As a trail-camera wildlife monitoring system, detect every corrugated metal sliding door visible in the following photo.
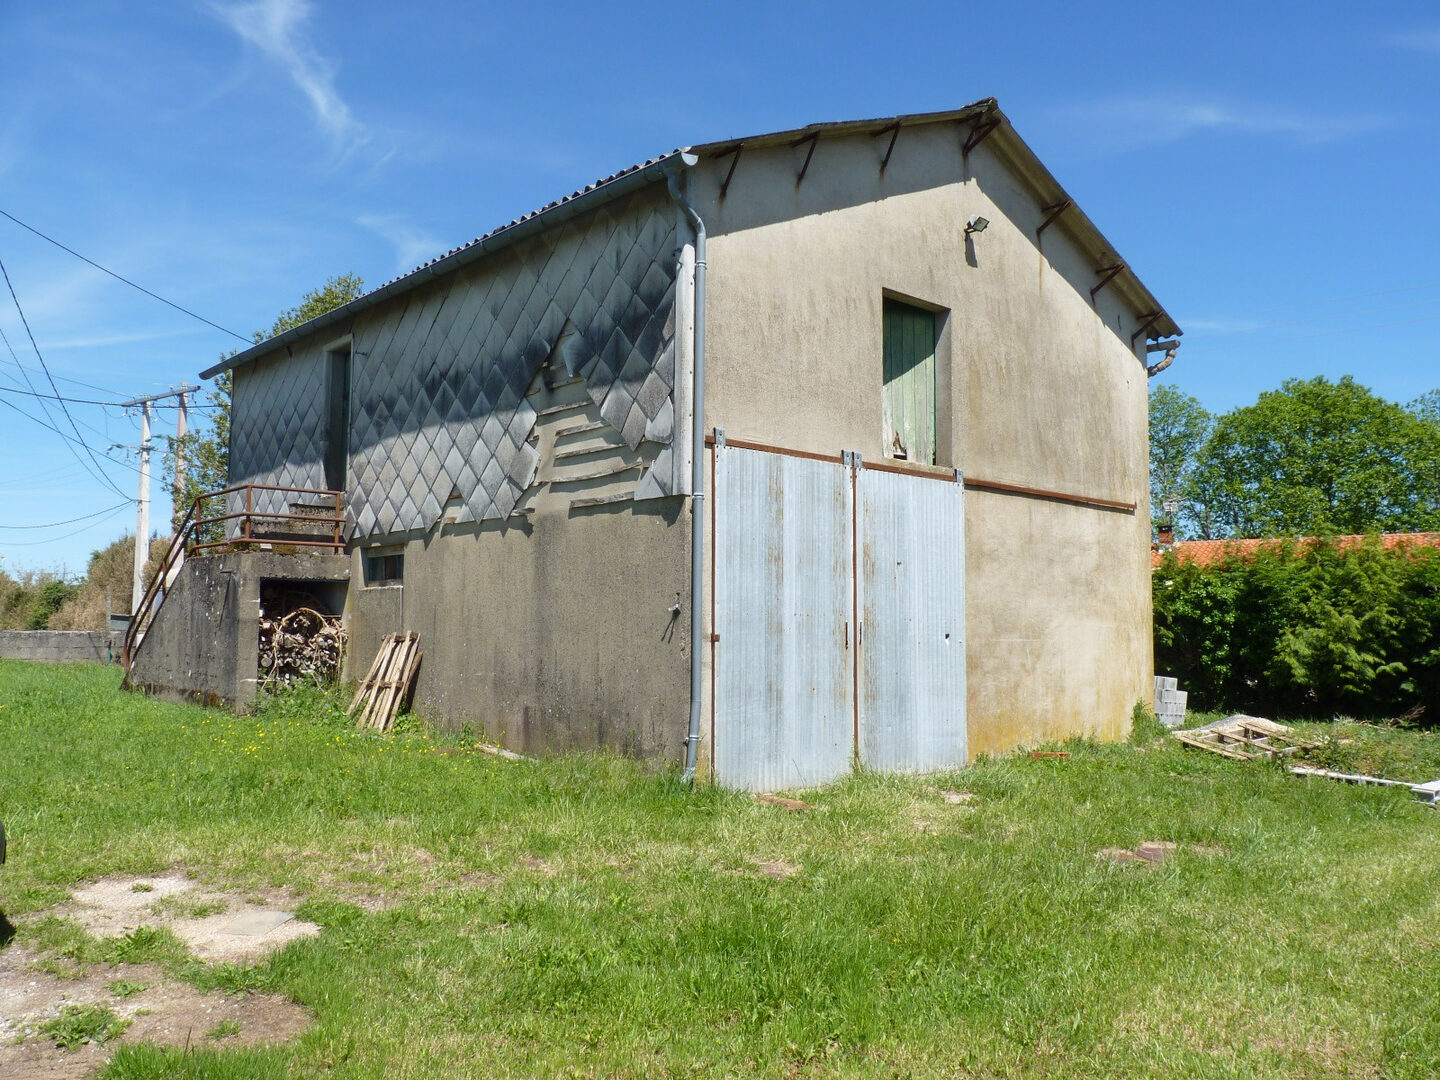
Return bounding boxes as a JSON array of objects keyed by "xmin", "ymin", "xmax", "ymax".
[
  {"xmin": 713, "ymin": 438, "xmax": 854, "ymax": 791},
  {"xmin": 856, "ymin": 463, "xmax": 967, "ymax": 771}
]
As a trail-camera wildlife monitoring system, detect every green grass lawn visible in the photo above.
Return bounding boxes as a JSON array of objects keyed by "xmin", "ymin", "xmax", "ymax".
[{"xmin": 2, "ymin": 660, "xmax": 1439, "ymax": 1079}]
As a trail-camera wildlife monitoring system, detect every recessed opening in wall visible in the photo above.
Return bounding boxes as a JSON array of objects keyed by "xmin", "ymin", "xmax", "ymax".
[
  {"xmin": 258, "ymin": 578, "xmax": 348, "ymax": 690},
  {"xmin": 324, "ymin": 339, "xmax": 352, "ymax": 493},
  {"xmin": 882, "ymin": 296, "xmax": 945, "ymax": 465},
  {"xmin": 363, "ymin": 546, "xmax": 404, "ymax": 588},
  {"xmin": 260, "ymin": 579, "xmax": 347, "ymax": 619}
]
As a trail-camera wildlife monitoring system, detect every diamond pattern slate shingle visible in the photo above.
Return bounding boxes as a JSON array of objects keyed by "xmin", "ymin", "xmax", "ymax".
[
  {"xmin": 228, "ymin": 349, "xmax": 331, "ymax": 525},
  {"xmin": 229, "ymin": 189, "xmax": 679, "ymax": 538}
]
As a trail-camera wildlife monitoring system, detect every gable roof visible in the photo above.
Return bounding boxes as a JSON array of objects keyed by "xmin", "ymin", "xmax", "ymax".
[
  {"xmin": 203, "ymin": 99, "xmax": 1179, "ymax": 380},
  {"xmin": 1152, "ymin": 532, "xmax": 1440, "ymax": 569}
]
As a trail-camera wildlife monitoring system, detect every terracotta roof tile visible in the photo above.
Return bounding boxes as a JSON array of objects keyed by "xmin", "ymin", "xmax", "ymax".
[{"xmin": 1152, "ymin": 532, "xmax": 1440, "ymax": 569}]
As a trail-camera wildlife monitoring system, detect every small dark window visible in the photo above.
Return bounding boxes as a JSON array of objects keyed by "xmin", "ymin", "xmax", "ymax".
[{"xmin": 364, "ymin": 550, "xmax": 404, "ymax": 587}]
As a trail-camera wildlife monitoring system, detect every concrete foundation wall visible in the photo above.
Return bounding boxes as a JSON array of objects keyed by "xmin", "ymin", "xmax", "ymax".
[
  {"xmin": 0, "ymin": 631, "xmax": 120, "ymax": 665},
  {"xmin": 347, "ymin": 496, "xmax": 691, "ymax": 760},
  {"xmin": 126, "ymin": 551, "xmax": 351, "ymax": 708},
  {"xmin": 692, "ymin": 124, "xmax": 1155, "ymax": 758}
]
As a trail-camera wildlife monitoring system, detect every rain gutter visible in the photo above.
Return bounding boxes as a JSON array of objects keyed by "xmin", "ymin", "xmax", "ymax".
[{"xmin": 663, "ymin": 155, "xmax": 706, "ymax": 783}]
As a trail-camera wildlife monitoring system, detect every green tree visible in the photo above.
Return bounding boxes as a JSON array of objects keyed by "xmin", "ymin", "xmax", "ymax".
[
  {"xmin": 259, "ymin": 273, "xmax": 365, "ymax": 341},
  {"xmin": 0, "ymin": 567, "xmax": 79, "ymax": 630},
  {"xmin": 1149, "ymin": 383, "xmax": 1212, "ymax": 540},
  {"xmin": 166, "ymin": 274, "xmax": 364, "ymax": 528},
  {"xmin": 1191, "ymin": 375, "xmax": 1440, "ymax": 538},
  {"xmin": 1408, "ymin": 389, "xmax": 1440, "ymax": 427},
  {"xmin": 47, "ymin": 535, "xmax": 170, "ymax": 629}
]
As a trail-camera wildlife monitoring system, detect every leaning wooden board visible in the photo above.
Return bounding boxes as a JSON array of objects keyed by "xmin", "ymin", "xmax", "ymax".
[{"xmin": 348, "ymin": 632, "xmax": 422, "ymax": 731}]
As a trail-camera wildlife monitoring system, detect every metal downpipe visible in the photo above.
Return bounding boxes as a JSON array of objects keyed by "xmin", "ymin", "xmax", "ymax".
[{"xmin": 666, "ymin": 163, "xmax": 706, "ymax": 784}]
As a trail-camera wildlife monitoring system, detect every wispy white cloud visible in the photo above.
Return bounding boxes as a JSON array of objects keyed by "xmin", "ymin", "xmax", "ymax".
[
  {"xmin": 1178, "ymin": 317, "xmax": 1264, "ymax": 335},
  {"xmin": 357, "ymin": 214, "xmax": 444, "ymax": 275},
  {"xmin": 207, "ymin": 0, "xmax": 368, "ymax": 155},
  {"xmin": 1055, "ymin": 95, "xmax": 1396, "ymax": 149},
  {"xmin": 1387, "ymin": 26, "xmax": 1440, "ymax": 53},
  {"xmin": 43, "ymin": 327, "xmax": 197, "ymax": 351}
]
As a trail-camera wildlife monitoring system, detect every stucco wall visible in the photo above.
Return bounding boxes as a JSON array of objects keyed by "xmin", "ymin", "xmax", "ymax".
[{"xmin": 691, "ymin": 124, "xmax": 1155, "ymax": 757}]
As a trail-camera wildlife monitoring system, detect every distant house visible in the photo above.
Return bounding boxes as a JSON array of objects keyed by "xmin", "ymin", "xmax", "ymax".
[
  {"xmin": 1152, "ymin": 533, "xmax": 1440, "ymax": 569},
  {"xmin": 128, "ymin": 100, "xmax": 1180, "ymax": 790}
]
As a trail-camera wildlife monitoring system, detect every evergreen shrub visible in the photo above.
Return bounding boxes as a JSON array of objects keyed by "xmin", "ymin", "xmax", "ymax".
[{"xmin": 1153, "ymin": 538, "xmax": 1440, "ymax": 721}]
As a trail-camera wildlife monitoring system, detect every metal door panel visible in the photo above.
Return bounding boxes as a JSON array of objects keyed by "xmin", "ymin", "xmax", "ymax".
[
  {"xmin": 858, "ymin": 465, "xmax": 966, "ymax": 771},
  {"xmin": 714, "ymin": 444, "xmax": 853, "ymax": 791}
]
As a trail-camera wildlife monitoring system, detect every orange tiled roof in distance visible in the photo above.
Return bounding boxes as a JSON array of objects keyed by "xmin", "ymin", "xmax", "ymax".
[{"xmin": 1151, "ymin": 532, "xmax": 1440, "ymax": 569}]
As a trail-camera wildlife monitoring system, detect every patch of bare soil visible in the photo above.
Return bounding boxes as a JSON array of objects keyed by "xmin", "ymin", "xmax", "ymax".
[
  {"xmin": 753, "ymin": 859, "xmax": 802, "ymax": 880},
  {"xmin": 457, "ymin": 872, "xmax": 504, "ymax": 890},
  {"xmin": 518, "ymin": 854, "xmax": 557, "ymax": 877},
  {"xmin": 1097, "ymin": 840, "xmax": 1218, "ymax": 866},
  {"xmin": 754, "ymin": 794, "xmax": 811, "ymax": 812},
  {"xmin": 0, "ymin": 945, "xmax": 310, "ymax": 1080},
  {"xmin": 58, "ymin": 872, "xmax": 319, "ymax": 963}
]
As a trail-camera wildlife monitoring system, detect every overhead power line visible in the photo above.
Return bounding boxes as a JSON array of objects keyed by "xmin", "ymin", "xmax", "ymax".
[
  {"xmin": 0, "ymin": 255, "xmax": 129, "ymax": 500},
  {"xmin": 0, "ymin": 499, "xmax": 134, "ymax": 529},
  {"xmin": 0, "ymin": 385, "xmax": 218, "ymax": 408},
  {"xmin": 0, "ymin": 207, "xmax": 250, "ymax": 343},
  {"xmin": 0, "ymin": 384, "xmax": 125, "ymax": 406},
  {"xmin": 0, "ymin": 393, "xmax": 149, "ymax": 480},
  {"xmin": 0, "ymin": 502, "xmax": 132, "ymax": 546},
  {"xmin": 0, "ymin": 350, "xmax": 124, "ymax": 397}
]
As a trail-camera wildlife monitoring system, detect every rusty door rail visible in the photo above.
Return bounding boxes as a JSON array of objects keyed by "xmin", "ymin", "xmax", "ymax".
[{"xmin": 703, "ymin": 433, "xmax": 1135, "ymax": 512}]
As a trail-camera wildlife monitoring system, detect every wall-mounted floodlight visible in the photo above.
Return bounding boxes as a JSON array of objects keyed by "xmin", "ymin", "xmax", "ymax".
[{"xmin": 965, "ymin": 215, "xmax": 990, "ymax": 236}]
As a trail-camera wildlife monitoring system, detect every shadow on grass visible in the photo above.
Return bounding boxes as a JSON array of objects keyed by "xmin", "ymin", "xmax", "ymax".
[{"xmin": 0, "ymin": 910, "xmax": 16, "ymax": 948}]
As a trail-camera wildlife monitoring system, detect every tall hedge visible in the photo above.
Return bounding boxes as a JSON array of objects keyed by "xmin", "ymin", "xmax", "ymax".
[{"xmin": 1153, "ymin": 539, "xmax": 1440, "ymax": 720}]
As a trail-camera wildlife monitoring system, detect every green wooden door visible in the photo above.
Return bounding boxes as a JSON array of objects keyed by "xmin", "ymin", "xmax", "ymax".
[{"xmin": 882, "ymin": 300, "xmax": 936, "ymax": 464}]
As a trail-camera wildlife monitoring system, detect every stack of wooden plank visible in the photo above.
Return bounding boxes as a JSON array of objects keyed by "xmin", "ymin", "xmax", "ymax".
[
  {"xmin": 1172, "ymin": 715, "xmax": 1316, "ymax": 761},
  {"xmin": 348, "ymin": 632, "xmax": 422, "ymax": 731}
]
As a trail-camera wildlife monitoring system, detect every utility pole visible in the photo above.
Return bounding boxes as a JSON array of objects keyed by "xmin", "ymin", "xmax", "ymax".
[
  {"xmin": 132, "ymin": 402, "xmax": 151, "ymax": 616},
  {"xmin": 120, "ymin": 384, "xmax": 200, "ymax": 618},
  {"xmin": 174, "ymin": 388, "xmax": 190, "ymax": 530}
]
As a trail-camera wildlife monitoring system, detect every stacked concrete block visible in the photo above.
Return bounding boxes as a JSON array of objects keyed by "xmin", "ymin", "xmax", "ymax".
[
  {"xmin": 1154, "ymin": 675, "xmax": 1188, "ymax": 728},
  {"xmin": 0, "ymin": 631, "xmax": 121, "ymax": 664}
]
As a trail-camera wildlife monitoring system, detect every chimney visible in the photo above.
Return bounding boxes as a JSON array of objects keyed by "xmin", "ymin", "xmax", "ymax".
[{"xmin": 1157, "ymin": 523, "xmax": 1174, "ymax": 548}]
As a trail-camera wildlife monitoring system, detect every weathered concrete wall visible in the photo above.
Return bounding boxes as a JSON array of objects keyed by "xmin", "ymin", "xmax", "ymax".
[
  {"xmin": 0, "ymin": 631, "xmax": 120, "ymax": 664},
  {"xmin": 347, "ymin": 494, "xmax": 691, "ymax": 760},
  {"xmin": 692, "ymin": 123, "xmax": 1155, "ymax": 759},
  {"xmin": 126, "ymin": 551, "xmax": 351, "ymax": 708}
]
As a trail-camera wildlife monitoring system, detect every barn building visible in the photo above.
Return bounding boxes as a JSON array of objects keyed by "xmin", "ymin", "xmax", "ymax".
[{"xmin": 127, "ymin": 100, "xmax": 1181, "ymax": 790}]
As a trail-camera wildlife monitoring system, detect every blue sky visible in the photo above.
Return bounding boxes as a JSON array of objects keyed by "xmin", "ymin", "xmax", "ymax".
[{"xmin": 2, "ymin": 0, "xmax": 1438, "ymax": 575}]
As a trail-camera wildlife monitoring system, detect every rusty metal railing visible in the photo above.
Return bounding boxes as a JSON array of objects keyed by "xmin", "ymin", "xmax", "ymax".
[{"xmin": 122, "ymin": 484, "xmax": 345, "ymax": 671}]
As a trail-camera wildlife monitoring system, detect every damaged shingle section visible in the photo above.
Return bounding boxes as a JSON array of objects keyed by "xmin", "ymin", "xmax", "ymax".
[{"xmin": 345, "ymin": 190, "xmax": 679, "ymax": 536}]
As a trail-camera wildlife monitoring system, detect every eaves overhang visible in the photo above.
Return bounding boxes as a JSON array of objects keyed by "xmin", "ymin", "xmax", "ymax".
[{"xmin": 689, "ymin": 99, "xmax": 1181, "ymax": 342}]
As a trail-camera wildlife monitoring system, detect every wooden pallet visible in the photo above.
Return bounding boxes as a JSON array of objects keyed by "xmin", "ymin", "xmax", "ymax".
[
  {"xmin": 348, "ymin": 632, "xmax": 422, "ymax": 731},
  {"xmin": 1172, "ymin": 716, "xmax": 1317, "ymax": 761}
]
